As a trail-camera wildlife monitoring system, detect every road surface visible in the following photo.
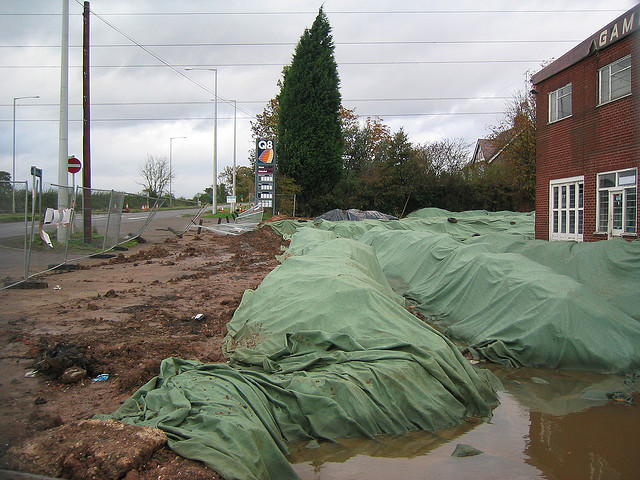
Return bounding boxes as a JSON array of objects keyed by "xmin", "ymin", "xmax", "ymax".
[
  {"xmin": 0, "ymin": 207, "xmax": 205, "ymax": 285},
  {"xmin": 0, "ymin": 207, "xmax": 204, "ymax": 241}
]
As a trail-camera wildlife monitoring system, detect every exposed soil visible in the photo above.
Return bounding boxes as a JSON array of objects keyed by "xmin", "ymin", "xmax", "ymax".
[{"xmin": 0, "ymin": 224, "xmax": 289, "ymax": 479}]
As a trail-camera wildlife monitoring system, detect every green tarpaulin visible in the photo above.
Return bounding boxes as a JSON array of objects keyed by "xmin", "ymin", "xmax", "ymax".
[
  {"xmin": 358, "ymin": 228, "xmax": 640, "ymax": 372},
  {"xmin": 267, "ymin": 208, "xmax": 535, "ymax": 241},
  {"xmin": 103, "ymin": 208, "xmax": 640, "ymax": 479},
  {"xmin": 101, "ymin": 234, "xmax": 499, "ymax": 480},
  {"xmin": 463, "ymin": 233, "xmax": 640, "ymax": 321},
  {"xmin": 267, "ymin": 208, "xmax": 640, "ymax": 373}
]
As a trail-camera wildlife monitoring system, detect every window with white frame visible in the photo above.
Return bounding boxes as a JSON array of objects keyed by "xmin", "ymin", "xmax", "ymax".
[
  {"xmin": 550, "ymin": 177, "xmax": 584, "ymax": 241},
  {"xmin": 599, "ymin": 55, "xmax": 632, "ymax": 105},
  {"xmin": 548, "ymin": 83, "xmax": 572, "ymax": 123},
  {"xmin": 597, "ymin": 168, "xmax": 637, "ymax": 236}
]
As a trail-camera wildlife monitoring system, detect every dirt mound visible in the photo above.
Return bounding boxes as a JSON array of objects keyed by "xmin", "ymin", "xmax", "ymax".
[
  {"xmin": 31, "ymin": 341, "xmax": 97, "ymax": 380},
  {"xmin": 109, "ymin": 245, "xmax": 171, "ymax": 264},
  {"xmin": 6, "ymin": 419, "xmax": 166, "ymax": 480}
]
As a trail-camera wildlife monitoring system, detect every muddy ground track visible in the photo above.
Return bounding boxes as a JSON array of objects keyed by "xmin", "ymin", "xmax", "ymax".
[{"xmin": 0, "ymin": 225, "xmax": 289, "ymax": 479}]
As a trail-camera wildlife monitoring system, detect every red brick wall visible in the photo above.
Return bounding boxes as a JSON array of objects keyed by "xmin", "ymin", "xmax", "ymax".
[{"xmin": 534, "ymin": 33, "xmax": 639, "ymax": 241}]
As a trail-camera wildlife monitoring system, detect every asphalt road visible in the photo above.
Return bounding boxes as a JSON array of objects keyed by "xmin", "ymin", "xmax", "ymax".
[
  {"xmin": 0, "ymin": 207, "xmax": 204, "ymax": 241},
  {"xmin": 0, "ymin": 207, "xmax": 205, "ymax": 284}
]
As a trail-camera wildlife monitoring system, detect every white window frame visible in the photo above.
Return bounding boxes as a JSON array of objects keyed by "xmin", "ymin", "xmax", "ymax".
[
  {"xmin": 549, "ymin": 176, "xmax": 584, "ymax": 241},
  {"xmin": 548, "ymin": 83, "xmax": 572, "ymax": 123},
  {"xmin": 596, "ymin": 168, "xmax": 637, "ymax": 237},
  {"xmin": 598, "ymin": 55, "xmax": 632, "ymax": 105}
]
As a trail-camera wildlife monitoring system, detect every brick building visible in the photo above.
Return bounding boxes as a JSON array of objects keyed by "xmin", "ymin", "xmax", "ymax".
[{"xmin": 531, "ymin": 6, "xmax": 639, "ymax": 241}]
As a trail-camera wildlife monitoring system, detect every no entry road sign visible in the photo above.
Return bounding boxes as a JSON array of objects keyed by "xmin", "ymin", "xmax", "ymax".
[{"xmin": 68, "ymin": 156, "xmax": 81, "ymax": 174}]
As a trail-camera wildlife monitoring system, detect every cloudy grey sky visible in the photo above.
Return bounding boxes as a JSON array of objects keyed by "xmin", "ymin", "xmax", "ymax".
[{"xmin": 1, "ymin": 0, "xmax": 637, "ymax": 198}]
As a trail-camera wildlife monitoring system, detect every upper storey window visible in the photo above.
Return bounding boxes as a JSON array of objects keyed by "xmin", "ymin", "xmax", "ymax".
[
  {"xmin": 549, "ymin": 83, "xmax": 572, "ymax": 123},
  {"xmin": 599, "ymin": 55, "xmax": 632, "ymax": 105}
]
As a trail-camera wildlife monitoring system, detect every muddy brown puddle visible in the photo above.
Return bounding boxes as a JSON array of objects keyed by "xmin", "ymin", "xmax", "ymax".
[{"xmin": 288, "ymin": 366, "xmax": 639, "ymax": 480}]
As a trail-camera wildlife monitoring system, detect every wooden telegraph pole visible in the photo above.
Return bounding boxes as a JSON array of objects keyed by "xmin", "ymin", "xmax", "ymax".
[{"xmin": 82, "ymin": 1, "xmax": 92, "ymax": 243}]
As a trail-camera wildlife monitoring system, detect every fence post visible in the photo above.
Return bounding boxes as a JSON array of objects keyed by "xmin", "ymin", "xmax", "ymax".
[
  {"xmin": 26, "ymin": 170, "xmax": 41, "ymax": 280},
  {"xmin": 22, "ymin": 183, "xmax": 29, "ymax": 282},
  {"xmin": 103, "ymin": 190, "xmax": 114, "ymax": 252},
  {"xmin": 63, "ymin": 185, "xmax": 76, "ymax": 265}
]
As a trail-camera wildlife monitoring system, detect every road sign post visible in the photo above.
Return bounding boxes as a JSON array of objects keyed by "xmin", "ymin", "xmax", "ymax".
[
  {"xmin": 67, "ymin": 156, "xmax": 81, "ymax": 233},
  {"xmin": 67, "ymin": 155, "xmax": 81, "ymax": 202}
]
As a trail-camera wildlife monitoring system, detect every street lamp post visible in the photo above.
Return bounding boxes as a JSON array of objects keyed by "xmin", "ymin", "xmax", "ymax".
[
  {"xmin": 12, "ymin": 95, "xmax": 39, "ymax": 213},
  {"xmin": 169, "ymin": 136, "xmax": 186, "ymax": 206},
  {"xmin": 232, "ymin": 99, "xmax": 237, "ymax": 211},
  {"xmin": 185, "ymin": 67, "xmax": 217, "ymax": 214}
]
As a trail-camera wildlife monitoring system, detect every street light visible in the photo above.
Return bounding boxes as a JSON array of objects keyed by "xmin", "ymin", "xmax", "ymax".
[
  {"xmin": 185, "ymin": 67, "xmax": 217, "ymax": 214},
  {"xmin": 169, "ymin": 136, "xmax": 186, "ymax": 206},
  {"xmin": 12, "ymin": 95, "xmax": 39, "ymax": 213},
  {"xmin": 232, "ymin": 99, "xmax": 237, "ymax": 210}
]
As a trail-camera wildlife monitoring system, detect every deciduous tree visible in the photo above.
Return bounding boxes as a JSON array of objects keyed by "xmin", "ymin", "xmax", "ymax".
[
  {"xmin": 137, "ymin": 154, "xmax": 172, "ymax": 199},
  {"xmin": 0, "ymin": 171, "xmax": 11, "ymax": 201},
  {"xmin": 488, "ymin": 85, "xmax": 537, "ymax": 210},
  {"xmin": 343, "ymin": 115, "xmax": 391, "ymax": 173},
  {"xmin": 219, "ymin": 165, "xmax": 254, "ymax": 202}
]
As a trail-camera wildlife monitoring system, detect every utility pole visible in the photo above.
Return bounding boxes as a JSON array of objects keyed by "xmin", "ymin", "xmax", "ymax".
[{"xmin": 82, "ymin": 1, "xmax": 92, "ymax": 243}]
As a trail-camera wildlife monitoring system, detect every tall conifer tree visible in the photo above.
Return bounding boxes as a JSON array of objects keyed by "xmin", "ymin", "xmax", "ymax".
[{"xmin": 277, "ymin": 8, "xmax": 343, "ymax": 209}]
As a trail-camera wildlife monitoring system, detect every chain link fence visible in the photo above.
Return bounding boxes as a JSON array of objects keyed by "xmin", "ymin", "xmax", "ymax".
[
  {"xmin": 1, "ymin": 180, "xmax": 207, "ymax": 290},
  {"xmin": 249, "ymin": 193, "xmax": 297, "ymax": 217},
  {"xmin": 0, "ymin": 180, "xmax": 30, "ymax": 287}
]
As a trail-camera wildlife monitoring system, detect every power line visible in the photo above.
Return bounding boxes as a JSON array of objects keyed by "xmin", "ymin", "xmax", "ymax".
[
  {"xmin": 0, "ymin": 39, "xmax": 580, "ymax": 48},
  {"xmin": 1, "ymin": 59, "xmax": 546, "ymax": 69},
  {"xmin": 69, "ymin": 0, "xmax": 255, "ymax": 119},
  {"xmin": 0, "ymin": 117, "xmax": 238, "ymax": 122},
  {"xmin": 4, "ymin": 9, "xmax": 628, "ymax": 16},
  {"xmin": 3, "ymin": 3, "xmax": 543, "ymax": 124},
  {"xmin": 0, "ymin": 97, "xmax": 514, "ymax": 126},
  {"xmin": 0, "ymin": 96, "xmax": 512, "ymax": 109},
  {"xmin": 0, "ymin": 111, "xmax": 506, "ymax": 123}
]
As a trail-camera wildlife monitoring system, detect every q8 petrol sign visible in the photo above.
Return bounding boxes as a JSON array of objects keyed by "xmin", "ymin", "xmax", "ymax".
[{"xmin": 255, "ymin": 139, "xmax": 276, "ymax": 213}]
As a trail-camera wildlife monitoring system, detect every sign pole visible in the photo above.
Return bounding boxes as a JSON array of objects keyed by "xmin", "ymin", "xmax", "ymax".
[
  {"xmin": 83, "ymin": 0, "xmax": 92, "ymax": 244},
  {"xmin": 67, "ymin": 155, "xmax": 81, "ymax": 236}
]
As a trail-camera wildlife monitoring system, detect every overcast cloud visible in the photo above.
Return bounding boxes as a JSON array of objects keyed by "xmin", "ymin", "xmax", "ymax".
[{"xmin": 1, "ymin": 0, "xmax": 637, "ymax": 198}]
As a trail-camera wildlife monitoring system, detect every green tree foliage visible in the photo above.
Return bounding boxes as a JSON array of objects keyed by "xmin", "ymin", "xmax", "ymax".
[
  {"xmin": 277, "ymin": 7, "xmax": 343, "ymax": 212},
  {"xmin": 199, "ymin": 185, "xmax": 227, "ymax": 206},
  {"xmin": 250, "ymin": 47, "xmax": 534, "ymax": 216},
  {"xmin": 485, "ymin": 87, "xmax": 537, "ymax": 210},
  {"xmin": 0, "ymin": 171, "xmax": 11, "ymax": 210},
  {"xmin": 275, "ymin": 175, "xmax": 303, "ymax": 216},
  {"xmin": 402, "ymin": 138, "xmax": 471, "ymax": 213},
  {"xmin": 362, "ymin": 129, "xmax": 414, "ymax": 212},
  {"xmin": 343, "ymin": 115, "xmax": 392, "ymax": 174},
  {"xmin": 218, "ymin": 165, "xmax": 254, "ymax": 202},
  {"xmin": 251, "ymin": 98, "xmax": 279, "ymax": 140}
]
